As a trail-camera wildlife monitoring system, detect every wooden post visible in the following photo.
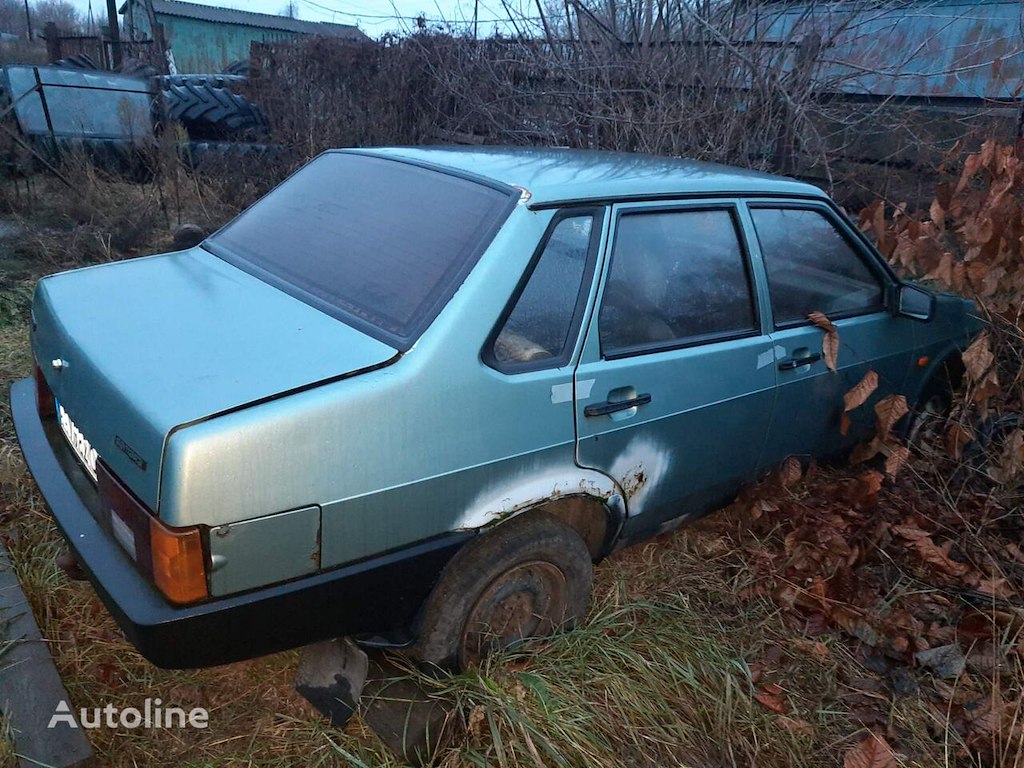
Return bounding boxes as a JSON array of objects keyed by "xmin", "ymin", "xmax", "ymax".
[
  {"xmin": 43, "ymin": 22, "xmax": 60, "ymax": 63},
  {"xmin": 106, "ymin": 0, "xmax": 122, "ymax": 68},
  {"xmin": 772, "ymin": 33, "xmax": 822, "ymax": 175}
]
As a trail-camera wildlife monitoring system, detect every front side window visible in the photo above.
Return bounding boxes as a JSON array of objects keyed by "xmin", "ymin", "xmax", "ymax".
[
  {"xmin": 750, "ymin": 207, "xmax": 884, "ymax": 326},
  {"xmin": 205, "ymin": 152, "xmax": 517, "ymax": 350},
  {"xmin": 492, "ymin": 215, "xmax": 595, "ymax": 368},
  {"xmin": 599, "ymin": 208, "xmax": 758, "ymax": 356}
]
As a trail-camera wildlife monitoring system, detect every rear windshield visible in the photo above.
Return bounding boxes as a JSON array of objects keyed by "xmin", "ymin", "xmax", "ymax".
[{"xmin": 205, "ymin": 152, "xmax": 517, "ymax": 350}]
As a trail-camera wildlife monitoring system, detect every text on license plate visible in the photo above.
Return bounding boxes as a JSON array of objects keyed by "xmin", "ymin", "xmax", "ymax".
[{"xmin": 55, "ymin": 400, "xmax": 98, "ymax": 482}]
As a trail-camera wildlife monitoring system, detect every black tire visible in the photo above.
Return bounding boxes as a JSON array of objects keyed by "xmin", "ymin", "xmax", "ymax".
[
  {"xmin": 408, "ymin": 513, "xmax": 592, "ymax": 670},
  {"xmin": 156, "ymin": 73, "xmax": 248, "ymax": 90},
  {"xmin": 161, "ymin": 82, "xmax": 269, "ymax": 140},
  {"xmin": 54, "ymin": 53, "xmax": 98, "ymax": 69}
]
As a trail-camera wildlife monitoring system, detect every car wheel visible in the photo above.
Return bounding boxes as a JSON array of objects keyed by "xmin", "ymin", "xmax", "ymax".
[{"xmin": 409, "ymin": 513, "xmax": 592, "ymax": 670}]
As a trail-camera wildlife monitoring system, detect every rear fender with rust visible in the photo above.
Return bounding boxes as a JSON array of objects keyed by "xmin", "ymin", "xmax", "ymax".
[{"xmin": 453, "ymin": 466, "xmax": 626, "ymax": 559}]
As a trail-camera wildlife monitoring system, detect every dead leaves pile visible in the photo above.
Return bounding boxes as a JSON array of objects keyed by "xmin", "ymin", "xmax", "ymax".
[
  {"xmin": 859, "ymin": 139, "xmax": 1024, "ymax": 486},
  {"xmin": 733, "ymin": 453, "xmax": 1024, "ymax": 765},
  {"xmin": 729, "ymin": 141, "xmax": 1024, "ymax": 764},
  {"xmin": 860, "ymin": 138, "xmax": 1024, "ymax": 320}
]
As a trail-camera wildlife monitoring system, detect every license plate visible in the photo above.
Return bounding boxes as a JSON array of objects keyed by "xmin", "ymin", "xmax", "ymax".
[{"xmin": 55, "ymin": 399, "xmax": 98, "ymax": 482}]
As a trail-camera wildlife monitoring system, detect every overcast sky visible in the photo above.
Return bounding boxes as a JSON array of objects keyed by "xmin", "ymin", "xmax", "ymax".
[{"xmin": 65, "ymin": 0, "xmax": 543, "ymax": 37}]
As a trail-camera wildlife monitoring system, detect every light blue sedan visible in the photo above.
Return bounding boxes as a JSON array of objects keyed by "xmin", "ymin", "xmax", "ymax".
[{"xmin": 12, "ymin": 148, "xmax": 979, "ymax": 669}]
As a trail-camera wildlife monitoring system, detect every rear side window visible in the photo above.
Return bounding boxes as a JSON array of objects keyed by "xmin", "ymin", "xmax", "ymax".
[
  {"xmin": 599, "ymin": 208, "xmax": 757, "ymax": 356},
  {"xmin": 750, "ymin": 207, "xmax": 884, "ymax": 326},
  {"xmin": 492, "ymin": 215, "xmax": 596, "ymax": 369},
  {"xmin": 206, "ymin": 153, "xmax": 517, "ymax": 350}
]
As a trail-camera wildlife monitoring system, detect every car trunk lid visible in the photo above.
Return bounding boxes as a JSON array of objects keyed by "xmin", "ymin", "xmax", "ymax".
[{"xmin": 32, "ymin": 247, "xmax": 399, "ymax": 511}]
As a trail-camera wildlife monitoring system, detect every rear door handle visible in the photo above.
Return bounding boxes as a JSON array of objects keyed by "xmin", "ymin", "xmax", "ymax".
[
  {"xmin": 778, "ymin": 353, "xmax": 822, "ymax": 371},
  {"xmin": 584, "ymin": 393, "xmax": 652, "ymax": 417}
]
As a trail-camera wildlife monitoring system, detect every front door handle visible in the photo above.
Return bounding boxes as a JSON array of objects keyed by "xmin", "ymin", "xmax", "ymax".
[
  {"xmin": 778, "ymin": 353, "xmax": 822, "ymax": 371},
  {"xmin": 584, "ymin": 393, "xmax": 652, "ymax": 417}
]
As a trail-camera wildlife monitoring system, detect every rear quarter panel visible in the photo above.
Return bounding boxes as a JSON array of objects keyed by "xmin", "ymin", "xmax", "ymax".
[{"xmin": 160, "ymin": 206, "xmax": 605, "ymax": 568}]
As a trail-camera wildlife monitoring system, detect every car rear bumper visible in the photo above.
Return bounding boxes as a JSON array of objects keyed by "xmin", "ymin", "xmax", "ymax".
[{"xmin": 11, "ymin": 377, "xmax": 468, "ymax": 668}]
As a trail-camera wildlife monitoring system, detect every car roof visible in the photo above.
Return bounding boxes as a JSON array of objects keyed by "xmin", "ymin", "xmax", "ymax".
[{"xmin": 348, "ymin": 146, "xmax": 828, "ymax": 207}]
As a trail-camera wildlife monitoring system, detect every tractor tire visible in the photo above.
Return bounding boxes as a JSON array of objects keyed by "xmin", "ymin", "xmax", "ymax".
[
  {"xmin": 161, "ymin": 82, "xmax": 269, "ymax": 141},
  {"xmin": 156, "ymin": 73, "xmax": 248, "ymax": 90}
]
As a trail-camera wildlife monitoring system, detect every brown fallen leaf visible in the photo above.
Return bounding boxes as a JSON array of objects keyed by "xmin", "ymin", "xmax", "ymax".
[
  {"xmin": 1006, "ymin": 542, "xmax": 1024, "ymax": 563},
  {"xmin": 892, "ymin": 524, "xmax": 971, "ymax": 577},
  {"xmin": 945, "ymin": 422, "xmax": 975, "ymax": 460},
  {"xmin": 792, "ymin": 638, "xmax": 830, "ymax": 660},
  {"xmin": 808, "ymin": 310, "xmax": 837, "ymax": 334},
  {"xmin": 929, "ymin": 198, "xmax": 946, "ymax": 230},
  {"xmin": 822, "ymin": 331, "xmax": 839, "ymax": 373},
  {"xmin": 843, "ymin": 733, "xmax": 898, "ymax": 768},
  {"xmin": 831, "ymin": 604, "xmax": 883, "ymax": 647},
  {"xmin": 850, "ymin": 437, "xmax": 883, "ymax": 465},
  {"xmin": 884, "ymin": 445, "xmax": 910, "ymax": 478},
  {"xmin": 844, "ymin": 370, "xmax": 879, "ymax": 413},
  {"xmin": 874, "ymin": 395, "xmax": 909, "ymax": 443},
  {"xmin": 988, "ymin": 428, "xmax": 1024, "ymax": 485},
  {"xmin": 779, "ymin": 456, "xmax": 803, "ymax": 488},
  {"xmin": 754, "ymin": 683, "xmax": 788, "ymax": 714},
  {"xmin": 778, "ymin": 715, "xmax": 814, "ymax": 736},
  {"xmin": 808, "ymin": 311, "xmax": 839, "ymax": 372},
  {"xmin": 962, "ymin": 332, "xmax": 993, "ymax": 382},
  {"xmin": 749, "ymin": 498, "xmax": 780, "ymax": 520},
  {"xmin": 976, "ymin": 576, "xmax": 1016, "ymax": 599},
  {"xmin": 856, "ymin": 470, "xmax": 884, "ymax": 499},
  {"xmin": 467, "ymin": 704, "xmax": 487, "ymax": 737}
]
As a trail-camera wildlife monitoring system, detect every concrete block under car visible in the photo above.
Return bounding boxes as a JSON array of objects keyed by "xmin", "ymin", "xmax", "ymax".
[{"xmin": 295, "ymin": 641, "xmax": 455, "ymax": 765}]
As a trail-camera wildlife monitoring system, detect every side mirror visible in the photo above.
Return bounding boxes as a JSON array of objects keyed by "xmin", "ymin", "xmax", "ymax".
[{"xmin": 897, "ymin": 282, "xmax": 935, "ymax": 321}]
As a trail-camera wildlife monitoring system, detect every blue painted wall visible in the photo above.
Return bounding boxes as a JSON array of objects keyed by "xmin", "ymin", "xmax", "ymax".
[{"xmin": 129, "ymin": 12, "xmax": 304, "ymax": 72}]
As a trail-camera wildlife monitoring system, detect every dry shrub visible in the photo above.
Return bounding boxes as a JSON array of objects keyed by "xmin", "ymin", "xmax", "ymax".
[
  {"xmin": 0, "ymin": 140, "xmax": 287, "ymax": 265},
  {"xmin": 862, "ymin": 138, "xmax": 1024, "ymax": 323},
  {"xmin": 860, "ymin": 139, "xmax": 1024, "ymax": 485},
  {"xmin": 247, "ymin": 7, "xmax": 865, "ymax": 176},
  {"xmin": 249, "ymin": 36, "xmax": 440, "ymax": 156}
]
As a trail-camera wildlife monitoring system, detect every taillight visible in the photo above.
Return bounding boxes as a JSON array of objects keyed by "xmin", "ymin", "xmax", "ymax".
[
  {"xmin": 97, "ymin": 462, "xmax": 208, "ymax": 605},
  {"xmin": 34, "ymin": 364, "xmax": 55, "ymax": 417},
  {"xmin": 150, "ymin": 518, "xmax": 207, "ymax": 604}
]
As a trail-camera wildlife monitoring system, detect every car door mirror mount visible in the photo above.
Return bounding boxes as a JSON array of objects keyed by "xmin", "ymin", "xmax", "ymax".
[{"xmin": 896, "ymin": 282, "xmax": 935, "ymax": 321}]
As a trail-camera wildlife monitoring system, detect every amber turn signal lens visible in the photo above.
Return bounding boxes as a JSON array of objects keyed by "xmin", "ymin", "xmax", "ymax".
[{"xmin": 150, "ymin": 517, "xmax": 208, "ymax": 605}]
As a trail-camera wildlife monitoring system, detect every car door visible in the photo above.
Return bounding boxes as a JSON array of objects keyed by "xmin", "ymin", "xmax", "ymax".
[
  {"xmin": 742, "ymin": 201, "xmax": 919, "ymax": 464},
  {"xmin": 574, "ymin": 201, "xmax": 777, "ymax": 542}
]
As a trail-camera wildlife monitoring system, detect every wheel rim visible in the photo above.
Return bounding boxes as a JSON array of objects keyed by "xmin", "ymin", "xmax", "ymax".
[
  {"xmin": 459, "ymin": 561, "xmax": 568, "ymax": 667},
  {"xmin": 908, "ymin": 393, "xmax": 947, "ymax": 449}
]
